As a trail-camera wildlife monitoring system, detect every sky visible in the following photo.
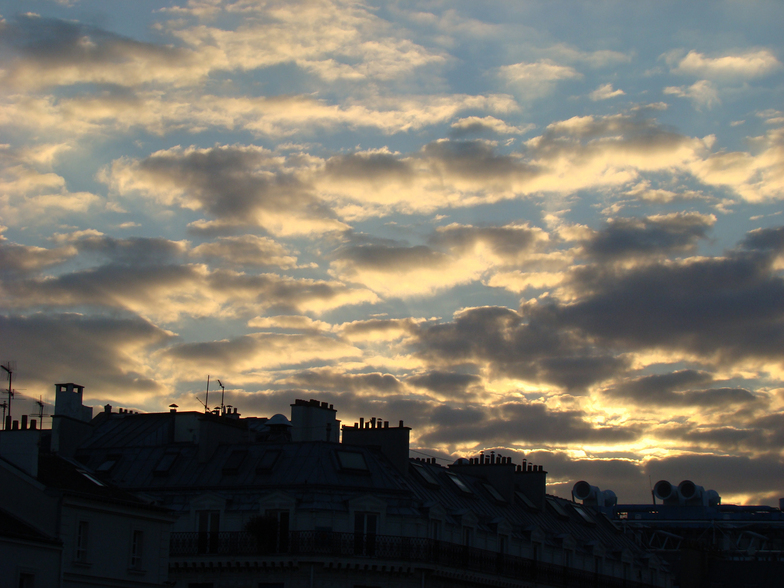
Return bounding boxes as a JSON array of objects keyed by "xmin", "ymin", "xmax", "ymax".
[{"xmin": 1, "ymin": 0, "xmax": 784, "ymax": 506}]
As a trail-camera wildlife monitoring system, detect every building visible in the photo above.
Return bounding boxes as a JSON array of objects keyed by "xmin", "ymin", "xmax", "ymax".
[
  {"xmin": 0, "ymin": 384, "xmax": 176, "ymax": 588},
  {"xmin": 573, "ymin": 479, "xmax": 784, "ymax": 588},
  {"xmin": 62, "ymin": 393, "xmax": 670, "ymax": 588}
]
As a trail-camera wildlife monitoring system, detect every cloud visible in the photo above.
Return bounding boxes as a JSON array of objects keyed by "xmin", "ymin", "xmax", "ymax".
[
  {"xmin": 668, "ymin": 49, "xmax": 782, "ymax": 81},
  {"xmin": 0, "ymin": 14, "xmax": 205, "ymax": 91},
  {"xmin": 101, "ymin": 144, "xmax": 348, "ymax": 236},
  {"xmin": 0, "ymin": 233, "xmax": 75, "ymax": 276},
  {"xmin": 418, "ymin": 400, "xmax": 641, "ymax": 447},
  {"xmin": 607, "ymin": 370, "xmax": 762, "ymax": 409},
  {"xmin": 2, "ymin": 259, "xmax": 378, "ymax": 323},
  {"xmin": 579, "ymin": 212, "xmax": 715, "ymax": 261},
  {"xmin": 0, "ymin": 145, "xmax": 100, "ymax": 225},
  {"xmin": 450, "ymin": 116, "xmax": 533, "ymax": 137},
  {"xmin": 589, "ymin": 83, "xmax": 625, "ymax": 101},
  {"xmin": 161, "ymin": 331, "xmax": 361, "ymax": 374},
  {"xmin": 0, "ymin": 313, "xmax": 173, "ymax": 407},
  {"xmin": 413, "ymin": 305, "xmax": 629, "ymax": 392},
  {"xmin": 664, "ymin": 80, "xmax": 720, "ymax": 109},
  {"xmin": 191, "ymin": 235, "xmax": 299, "ymax": 269},
  {"xmin": 525, "ymin": 242, "xmax": 784, "ymax": 369},
  {"xmin": 329, "ymin": 223, "xmax": 549, "ymax": 298},
  {"xmin": 498, "ymin": 59, "xmax": 582, "ymax": 97}
]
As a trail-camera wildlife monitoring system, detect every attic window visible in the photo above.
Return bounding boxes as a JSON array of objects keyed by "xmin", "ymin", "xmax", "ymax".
[
  {"xmin": 78, "ymin": 470, "xmax": 105, "ymax": 486},
  {"xmin": 336, "ymin": 450, "xmax": 368, "ymax": 471},
  {"xmin": 482, "ymin": 482, "xmax": 506, "ymax": 503},
  {"xmin": 256, "ymin": 450, "xmax": 280, "ymax": 473},
  {"xmin": 222, "ymin": 450, "xmax": 248, "ymax": 475},
  {"xmin": 96, "ymin": 455, "xmax": 120, "ymax": 473},
  {"xmin": 547, "ymin": 497, "xmax": 570, "ymax": 520},
  {"xmin": 411, "ymin": 462, "xmax": 440, "ymax": 488},
  {"xmin": 571, "ymin": 503, "xmax": 596, "ymax": 526},
  {"xmin": 153, "ymin": 451, "xmax": 178, "ymax": 475},
  {"xmin": 515, "ymin": 491, "xmax": 539, "ymax": 510},
  {"xmin": 445, "ymin": 472, "xmax": 473, "ymax": 495}
]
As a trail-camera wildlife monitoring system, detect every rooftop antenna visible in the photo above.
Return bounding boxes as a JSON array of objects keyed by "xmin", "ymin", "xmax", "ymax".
[
  {"xmin": 217, "ymin": 379, "xmax": 225, "ymax": 415},
  {"xmin": 1, "ymin": 362, "xmax": 15, "ymax": 430},
  {"xmin": 205, "ymin": 375, "xmax": 210, "ymax": 414},
  {"xmin": 31, "ymin": 395, "xmax": 48, "ymax": 427}
]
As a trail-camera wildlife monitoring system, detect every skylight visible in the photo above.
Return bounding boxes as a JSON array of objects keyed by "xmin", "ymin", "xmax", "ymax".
[
  {"xmin": 483, "ymin": 482, "xmax": 506, "ymax": 503},
  {"xmin": 256, "ymin": 450, "xmax": 280, "ymax": 473},
  {"xmin": 337, "ymin": 450, "xmax": 368, "ymax": 471},
  {"xmin": 153, "ymin": 451, "xmax": 178, "ymax": 475},
  {"xmin": 445, "ymin": 472, "xmax": 473, "ymax": 495},
  {"xmin": 411, "ymin": 462, "xmax": 440, "ymax": 488}
]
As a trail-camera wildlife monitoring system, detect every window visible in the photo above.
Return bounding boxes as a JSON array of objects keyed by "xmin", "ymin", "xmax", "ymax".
[
  {"xmin": 463, "ymin": 527, "xmax": 473, "ymax": 547},
  {"xmin": 256, "ymin": 450, "xmax": 280, "ymax": 473},
  {"xmin": 75, "ymin": 520, "xmax": 89, "ymax": 563},
  {"xmin": 130, "ymin": 530, "xmax": 144, "ymax": 570},
  {"xmin": 18, "ymin": 572, "xmax": 35, "ymax": 588},
  {"xmin": 445, "ymin": 472, "xmax": 473, "ymax": 495},
  {"xmin": 411, "ymin": 462, "xmax": 440, "ymax": 487},
  {"xmin": 499, "ymin": 534, "xmax": 507, "ymax": 554},
  {"xmin": 430, "ymin": 519, "xmax": 441, "ymax": 541},
  {"xmin": 482, "ymin": 482, "xmax": 507, "ymax": 503},
  {"xmin": 197, "ymin": 510, "xmax": 220, "ymax": 554},
  {"xmin": 222, "ymin": 450, "xmax": 248, "ymax": 475},
  {"xmin": 354, "ymin": 512, "xmax": 377, "ymax": 556},
  {"xmin": 337, "ymin": 451, "xmax": 368, "ymax": 471},
  {"xmin": 154, "ymin": 451, "xmax": 178, "ymax": 475}
]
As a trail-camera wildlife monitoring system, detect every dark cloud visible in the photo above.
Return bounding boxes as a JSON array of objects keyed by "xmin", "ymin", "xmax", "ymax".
[
  {"xmin": 429, "ymin": 223, "xmax": 544, "ymax": 260},
  {"xmin": 414, "ymin": 306, "xmax": 629, "ymax": 391},
  {"xmin": 0, "ymin": 239, "xmax": 74, "ymax": 276},
  {"xmin": 407, "ymin": 371, "xmax": 482, "ymax": 397},
  {"xmin": 334, "ymin": 243, "xmax": 448, "ymax": 271},
  {"xmin": 128, "ymin": 146, "xmax": 344, "ymax": 234},
  {"xmin": 606, "ymin": 371, "xmax": 762, "ymax": 408},
  {"xmin": 418, "ymin": 400, "xmax": 641, "ymax": 446},
  {"xmin": 324, "ymin": 152, "xmax": 415, "ymax": 182},
  {"xmin": 285, "ymin": 370, "xmax": 403, "ymax": 394},
  {"xmin": 582, "ymin": 213, "xmax": 714, "ymax": 260},
  {"xmin": 0, "ymin": 313, "xmax": 171, "ymax": 404},
  {"xmin": 644, "ymin": 453, "xmax": 784, "ymax": 504},
  {"xmin": 740, "ymin": 225, "xmax": 784, "ymax": 254},
  {"xmin": 421, "ymin": 139, "xmax": 538, "ymax": 183},
  {"xmin": 190, "ymin": 235, "xmax": 298, "ymax": 268},
  {"xmin": 0, "ymin": 14, "xmax": 188, "ymax": 88},
  {"xmin": 527, "ymin": 245, "xmax": 784, "ymax": 364},
  {"xmin": 69, "ymin": 234, "xmax": 187, "ymax": 265}
]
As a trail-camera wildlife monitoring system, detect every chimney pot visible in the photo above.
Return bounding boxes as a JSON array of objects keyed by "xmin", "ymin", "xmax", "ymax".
[
  {"xmin": 359, "ymin": 417, "xmax": 364, "ymax": 428},
  {"xmin": 12, "ymin": 420, "xmax": 19, "ymax": 430},
  {"xmin": 21, "ymin": 415, "xmax": 28, "ymax": 430},
  {"xmin": 399, "ymin": 420, "xmax": 404, "ymax": 427},
  {"xmin": 384, "ymin": 421, "xmax": 389, "ymax": 428},
  {"xmin": 30, "ymin": 419, "xmax": 37, "ymax": 430}
]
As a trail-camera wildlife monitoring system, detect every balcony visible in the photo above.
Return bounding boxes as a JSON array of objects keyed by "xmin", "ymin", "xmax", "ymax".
[{"xmin": 169, "ymin": 531, "xmax": 658, "ymax": 588}]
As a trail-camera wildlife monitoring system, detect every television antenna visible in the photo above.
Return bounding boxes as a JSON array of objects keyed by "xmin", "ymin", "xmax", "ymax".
[
  {"xmin": 217, "ymin": 379, "xmax": 225, "ymax": 415},
  {"xmin": 1, "ymin": 361, "xmax": 16, "ymax": 430}
]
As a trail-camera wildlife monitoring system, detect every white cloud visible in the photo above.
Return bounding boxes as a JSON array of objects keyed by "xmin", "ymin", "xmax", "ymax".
[
  {"xmin": 589, "ymin": 83, "xmax": 625, "ymax": 101},
  {"xmin": 670, "ymin": 49, "xmax": 782, "ymax": 81},
  {"xmin": 664, "ymin": 80, "xmax": 720, "ymax": 109}
]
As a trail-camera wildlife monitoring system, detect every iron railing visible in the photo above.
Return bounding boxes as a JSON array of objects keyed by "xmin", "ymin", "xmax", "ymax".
[{"xmin": 170, "ymin": 530, "xmax": 657, "ymax": 588}]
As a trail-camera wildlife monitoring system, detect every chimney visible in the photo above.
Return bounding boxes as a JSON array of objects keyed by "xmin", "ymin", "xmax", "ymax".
[
  {"xmin": 290, "ymin": 398, "xmax": 340, "ymax": 443},
  {"xmin": 341, "ymin": 419, "xmax": 410, "ymax": 475},
  {"xmin": 51, "ymin": 383, "xmax": 94, "ymax": 456},
  {"xmin": 514, "ymin": 460, "xmax": 548, "ymax": 509},
  {"xmin": 449, "ymin": 452, "xmax": 516, "ymax": 502}
]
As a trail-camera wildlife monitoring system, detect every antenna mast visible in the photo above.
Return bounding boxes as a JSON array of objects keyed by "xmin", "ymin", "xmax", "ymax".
[
  {"xmin": 1, "ymin": 362, "xmax": 14, "ymax": 430},
  {"xmin": 217, "ymin": 379, "xmax": 225, "ymax": 415},
  {"xmin": 205, "ymin": 375, "xmax": 210, "ymax": 414}
]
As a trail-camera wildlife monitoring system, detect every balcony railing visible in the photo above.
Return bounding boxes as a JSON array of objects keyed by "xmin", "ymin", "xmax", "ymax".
[{"xmin": 170, "ymin": 531, "xmax": 657, "ymax": 588}]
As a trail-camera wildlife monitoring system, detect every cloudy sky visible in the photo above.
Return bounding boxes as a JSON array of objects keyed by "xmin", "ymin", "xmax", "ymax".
[{"xmin": 2, "ymin": 0, "xmax": 784, "ymax": 505}]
